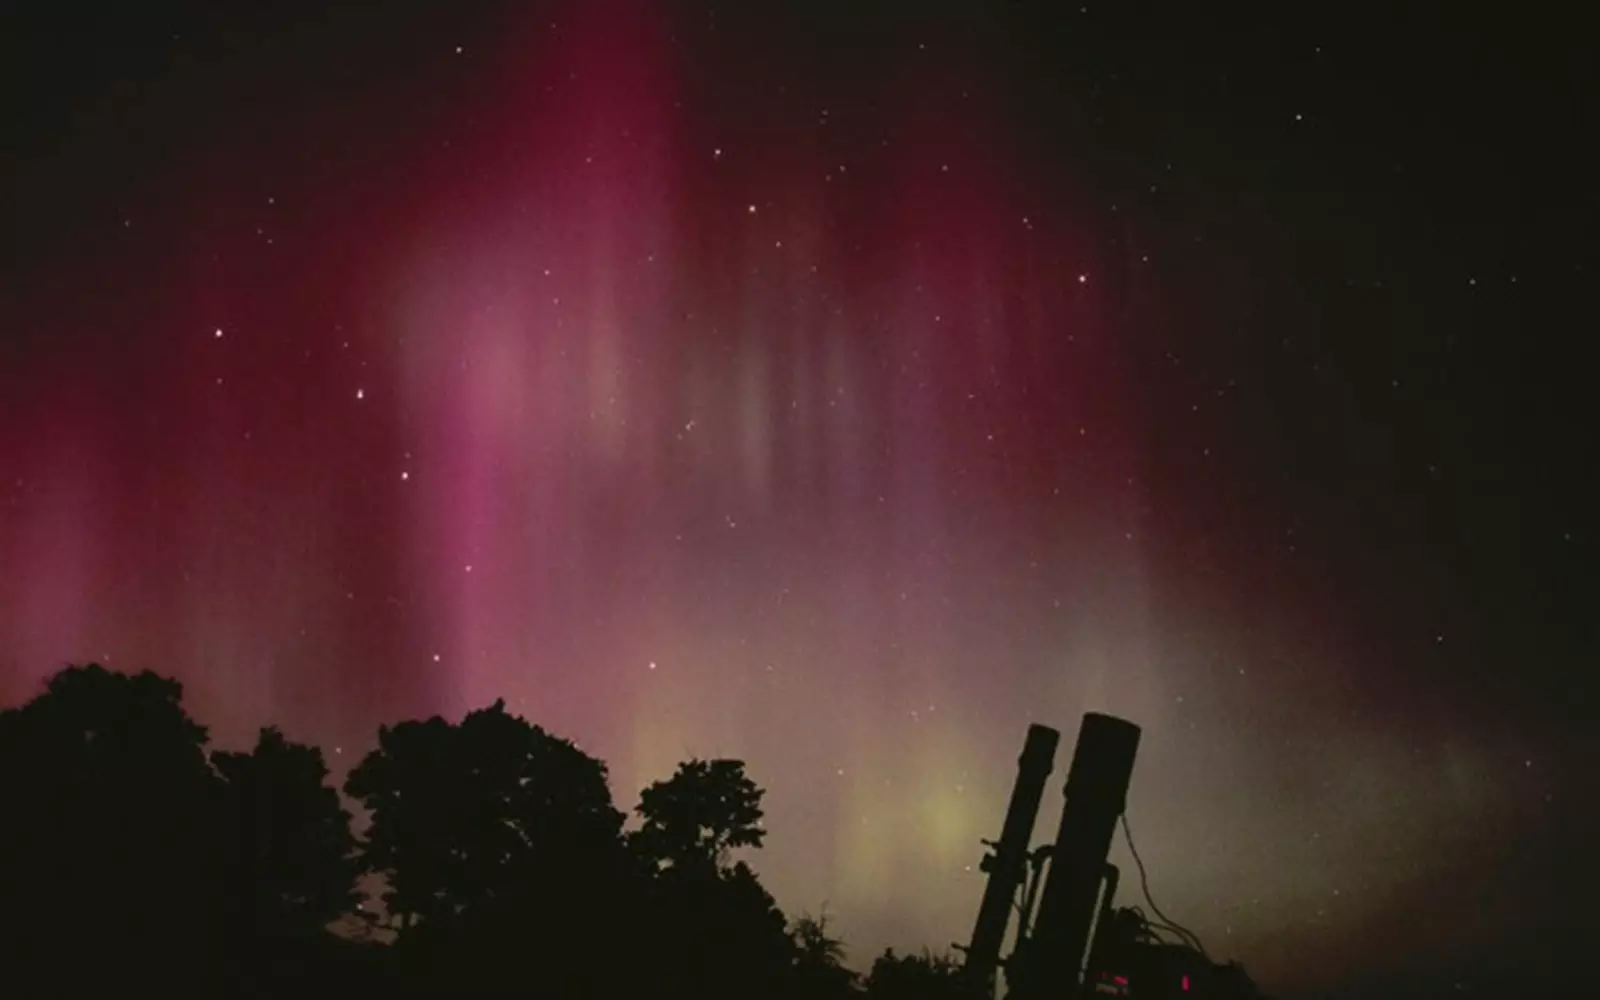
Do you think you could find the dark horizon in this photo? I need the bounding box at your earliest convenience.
[2,3,1592,996]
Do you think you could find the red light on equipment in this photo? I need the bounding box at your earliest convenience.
[1182,973,1190,991]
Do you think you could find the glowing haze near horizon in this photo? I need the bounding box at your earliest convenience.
[2,5,1588,995]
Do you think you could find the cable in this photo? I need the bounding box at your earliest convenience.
[1119,812,1211,962]
[1148,920,1202,950]
[1123,907,1165,945]
[1123,905,1193,950]
[1120,815,1207,959]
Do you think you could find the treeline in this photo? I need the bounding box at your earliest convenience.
[0,664,974,1000]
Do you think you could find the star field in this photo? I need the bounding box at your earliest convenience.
[2,4,1593,996]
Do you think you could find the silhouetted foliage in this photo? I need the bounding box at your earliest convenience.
[343,698,625,933]
[213,726,363,937]
[0,665,224,994]
[864,946,973,1000]
[640,858,798,1000]
[610,757,797,998]
[632,756,766,874]
[793,910,850,967]
[7,663,1283,1000]
[790,910,861,999]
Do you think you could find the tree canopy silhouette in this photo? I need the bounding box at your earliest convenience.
[631,756,766,874]
[639,856,796,1000]
[615,757,806,999]
[7,664,1269,1000]
[790,910,861,999]
[864,946,974,1000]
[0,665,224,992]
[343,698,625,931]
[213,725,363,938]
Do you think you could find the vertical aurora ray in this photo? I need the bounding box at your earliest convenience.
[2,4,1588,995]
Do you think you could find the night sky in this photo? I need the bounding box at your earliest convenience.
[2,4,1593,996]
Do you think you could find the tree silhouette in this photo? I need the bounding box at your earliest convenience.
[793,911,849,967]
[620,758,801,999]
[342,714,455,927]
[0,664,224,993]
[631,756,766,874]
[343,699,624,931]
[864,946,974,1000]
[3,665,1149,1000]
[638,857,796,1000]
[790,909,860,999]
[213,726,363,938]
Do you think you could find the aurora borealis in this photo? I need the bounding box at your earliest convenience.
[2,4,1591,996]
